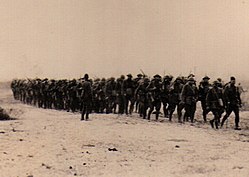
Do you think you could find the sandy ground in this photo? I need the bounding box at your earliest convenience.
[1,84,249,177]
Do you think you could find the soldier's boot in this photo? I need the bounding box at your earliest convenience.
[203,114,207,122]
[215,120,219,129]
[220,117,227,128]
[190,117,194,123]
[209,120,214,128]
[169,114,172,122]
[81,114,84,121]
[147,112,151,120]
[155,112,159,121]
[234,122,241,130]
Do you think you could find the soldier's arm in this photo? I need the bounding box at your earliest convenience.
[223,86,230,104]
[180,85,187,103]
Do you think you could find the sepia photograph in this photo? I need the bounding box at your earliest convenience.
[1,0,249,176]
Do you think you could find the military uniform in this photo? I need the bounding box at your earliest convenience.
[147,75,162,121]
[206,81,224,129]
[123,74,136,115]
[81,74,93,121]
[221,77,242,130]
[181,78,198,123]
[168,77,183,122]
[198,76,211,122]
[135,78,150,119]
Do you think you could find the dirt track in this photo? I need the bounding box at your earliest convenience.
[1,84,249,177]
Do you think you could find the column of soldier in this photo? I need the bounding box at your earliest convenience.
[10,73,242,130]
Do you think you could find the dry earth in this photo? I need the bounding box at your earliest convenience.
[1,83,249,177]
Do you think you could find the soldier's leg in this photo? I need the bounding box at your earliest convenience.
[85,103,91,120]
[177,103,184,122]
[155,101,161,121]
[168,103,176,121]
[201,101,207,122]
[129,97,135,115]
[220,106,233,127]
[162,99,169,118]
[81,103,86,120]
[233,106,240,129]
[124,96,129,115]
[210,110,219,129]
[214,111,220,129]
[190,103,196,123]
[184,104,191,122]
[147,102,154,120]
[139,102,144,118]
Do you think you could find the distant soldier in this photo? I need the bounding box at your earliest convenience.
[68,79,78,112]
[134,74,144,113]
[116,75,125,114]
[220,77,242,130]
[147,74,163,121]
[161,75,173,118]
[105,77,117,114]
[123,74,136,115]
[206,81,224,129]
[181,77,198,123]
[135,77,150,119]
[81,74,93,121]
[198,76,211,122]
[168,77,184,122]
[217,78,224,88]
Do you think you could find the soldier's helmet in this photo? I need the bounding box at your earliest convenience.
[110,77,115,81]
[202,76,210,80]
[120,75,125,80]
[84,74,89,80]
[143,77,150,83]
[153,74,162,80]
[137,74,143,78]
[127,74,133,78]
[213,80,220,86]
[230,76,236,81]
[175,77,182,82]
[188,77,196,82]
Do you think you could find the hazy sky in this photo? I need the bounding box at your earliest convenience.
[1,0,249,81]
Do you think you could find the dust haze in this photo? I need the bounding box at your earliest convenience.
[1,0,249,82]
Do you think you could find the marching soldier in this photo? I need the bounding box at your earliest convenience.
[198,76,211,122]
[80,74,93,121]
[206,81,224,129]
[123,74,136,115]
[135,77,150,119]
[147,75,163,121]
[168,77,184,122]
[181,77,198,123]
[220,77,242,130]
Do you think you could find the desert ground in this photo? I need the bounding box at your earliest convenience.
[1,82,249,177]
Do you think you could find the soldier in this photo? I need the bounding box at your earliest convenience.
[198,76,211,122]
[68,79,78,112]
[217,78,224,88]
[81,74,93,121]
[105,77,117,114]
[98,78,107,113]
[123,74,136,115]
[206,81,224,129]
[135,77,150,119]
[134,74,143,113]
[168,77,184,122]
[147,74,163,121]
[116,75,125,114]
[220,77,242,130]
[181,77,198,123]
[161,75,172,118]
